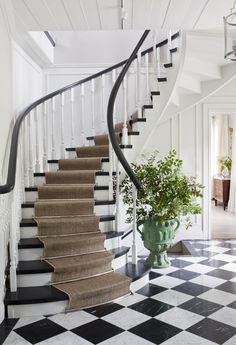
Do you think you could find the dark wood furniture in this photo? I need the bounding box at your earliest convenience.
[213,177,231,210]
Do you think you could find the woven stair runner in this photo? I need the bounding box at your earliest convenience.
[33,123,132,311]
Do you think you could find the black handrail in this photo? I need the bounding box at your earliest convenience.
[0,32,179,195]
[107,30,150,190]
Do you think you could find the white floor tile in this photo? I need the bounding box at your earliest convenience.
[37,331,93,345]
[48,310,97,330]
[151,266,179,275]
[225,240,236,244]
[211,254,236,262]
[116,293,147,307]
[204,246,230,253]
[184,264,215,274]
[155,307,204,329]
[151,289,193,306]
[220,263,236,273]
[223,335,236,345]
[99,331,155,345]
[199,289,236,306]
[102,308,150,330]
[189,275,226,288]
[177,256,206,263]
[209,307,236,328]
[150,275,184,288]
[13,316,45,330]
[230,277,236,283]
[160,330,217,345]
[3,331,31,345]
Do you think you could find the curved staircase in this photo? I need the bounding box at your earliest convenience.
[3,31,181,317]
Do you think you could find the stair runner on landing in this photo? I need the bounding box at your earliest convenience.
[33,122,133,311]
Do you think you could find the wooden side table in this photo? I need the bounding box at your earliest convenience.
[213,177,231,210]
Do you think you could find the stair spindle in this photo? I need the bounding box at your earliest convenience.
[145,53,150,104]
[51,98,56,159]
[157,46,161,79]
[132,184,138,264]
[9,193,17,292]
[101,74,106,132]
[115,158,120,238]
[136,49,142,118]
[91,79,95,136]
[167,29,172,63]
[27,112,34,186]
[42,102,48,172]
[112,69,117,124]
[80,84,85,146]
[60,93,65,158]
[34,107,40,173]
[23,120,29,188]
[108,142,113,202]
[122,75,128,145]
[70,88,75,147]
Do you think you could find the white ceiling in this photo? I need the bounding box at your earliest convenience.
[11,0,235,32]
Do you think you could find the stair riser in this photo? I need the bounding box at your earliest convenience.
[22,204,115,218]
[18,237,119,261]
[34,175,111,186]
[7,301,67,318]
[48,161,110,171]
[20,220,114,239]
[25,189,109,202]
[17,253,125,288]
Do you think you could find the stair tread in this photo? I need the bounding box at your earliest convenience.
[157,77,167,82]
[66,145,132,151]
[164,62,173,68]
[22,199,115,208]
[48,158,109,164]
[20,215,115,227]
[170,47,178,53]
[18,232,124,249]
[116,260,151,281]
[25,185,109,192]
[34,171,118,177]
[86,132,140,140]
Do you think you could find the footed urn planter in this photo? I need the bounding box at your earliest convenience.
[138,219,180,268]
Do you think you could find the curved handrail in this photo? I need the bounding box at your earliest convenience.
[107,30,150,190]
[0,32,179,195]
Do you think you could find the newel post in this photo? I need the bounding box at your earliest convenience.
[132,183,138,264]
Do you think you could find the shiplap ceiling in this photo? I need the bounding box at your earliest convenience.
[11,0,235,31]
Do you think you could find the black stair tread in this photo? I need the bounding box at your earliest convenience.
[34,171,118,177]
[151,91,160,96]
[130,117,146,123]
[25,185,109,192]
[5,286,68,305]
[170,47,178,53]
[20,215,115,227]
[86,132,140,140]
[18,231,124,249]
[21,199,115,208]
[117,259,151,282]
[66,143,132,152]
[109,246,130,258]
[142,105,153,109]
[48,158,109,164]
[157,77,167,82]
[164,63,173,68]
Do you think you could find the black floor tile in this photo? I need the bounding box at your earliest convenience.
[216,281,236,294]
[187,318,236,344]
[173,282,210,296]
[228,300,236,309]
[179,297,223,316]
[128,298,173,317]
[170,259,193,268]
[168,269,200,281]
[224,249,236,256]
[200,259,228,268]
[129,318,181,345]
[85,302,124,317]
[191,243,211,249]
[197,250,218,257]
[14,319,66,344]
[149,271,162,280]
[72,319,123,344]
[207,269,236,280]
[0,318,19,344]
[136,283,166,297]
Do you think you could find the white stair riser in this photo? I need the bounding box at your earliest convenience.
[25,189,109,202]
[19,237,120,261]
[7,301,67,318]
[34,175,111,187]
[20,220,114,239]
[48,161,110,171]
[22,204,115,218]
[17,251,125,288]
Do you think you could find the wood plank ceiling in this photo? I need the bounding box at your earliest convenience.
[12,0,235,31]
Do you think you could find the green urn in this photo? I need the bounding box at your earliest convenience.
[138,219,180,268]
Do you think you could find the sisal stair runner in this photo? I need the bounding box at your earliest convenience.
[34,123,132,311]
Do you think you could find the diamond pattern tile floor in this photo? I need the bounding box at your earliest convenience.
[1,240,236,345]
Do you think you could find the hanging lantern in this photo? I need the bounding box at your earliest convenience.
[224,0,236,61]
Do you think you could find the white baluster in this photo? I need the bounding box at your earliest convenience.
[152,30,157,76]
[51,97,56,159]
[28,112,34,186]
[136,49,142,118]
[101,74,106,132]
[108,142,113,202]
[60,93,65,158]
[70,88,75,147]
[80,84,85,145]
[145,53,150,104]
[9,193,17,292]
[42,102,48,171]
[122,75,128,145]
[132,183,138,264]
[23,119,29,187]
[112,69,117,125]
[167,29,172,62]
[91,79,95,136]
[115,157,120,241]
[157,46,161,79]
[34,107,40,172]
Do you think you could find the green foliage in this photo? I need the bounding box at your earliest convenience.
[120,150,204,229]
[219,156,232,172]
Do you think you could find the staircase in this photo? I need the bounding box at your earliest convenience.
[1,31,181,317]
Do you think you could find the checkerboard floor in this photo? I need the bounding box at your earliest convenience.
[1,240,236,344]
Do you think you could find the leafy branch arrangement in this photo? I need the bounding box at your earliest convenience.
[120,150,204,229]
